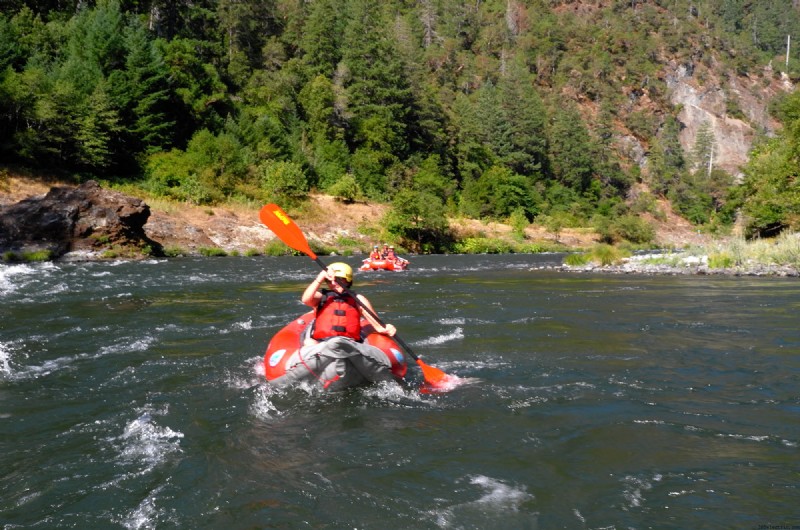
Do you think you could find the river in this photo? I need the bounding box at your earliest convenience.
[2,254,798,529]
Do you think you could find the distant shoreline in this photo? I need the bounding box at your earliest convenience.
[556,263,800,277]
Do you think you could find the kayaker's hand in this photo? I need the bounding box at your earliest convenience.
[382,324,396,337]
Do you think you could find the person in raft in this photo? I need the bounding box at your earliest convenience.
[381,243,390,258]
[386,245,409,266]
[369,245,382,261]
[292,262,399,388]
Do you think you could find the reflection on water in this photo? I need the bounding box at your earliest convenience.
[2,255,798,528]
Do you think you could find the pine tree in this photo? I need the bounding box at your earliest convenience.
[548,103,594,192]
[113,21,175,156]
[298,0,341,79]
[75,80,122,169]
[691,120,716,176]
[450,91,496,186]
[496,57,548,178]
[341,0,412,156]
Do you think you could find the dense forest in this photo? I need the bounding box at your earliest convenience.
[2,0,800,251]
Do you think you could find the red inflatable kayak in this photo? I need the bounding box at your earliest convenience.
[264,310,408,390]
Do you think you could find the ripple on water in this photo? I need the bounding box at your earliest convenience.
[415,327,464,346]
[430,475,536,529]
[3,255,799,529]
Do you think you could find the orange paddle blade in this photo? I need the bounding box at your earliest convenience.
[259,204,317,259]
[416,359,456,388]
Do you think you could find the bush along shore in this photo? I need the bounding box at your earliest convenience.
[555,234,800,277]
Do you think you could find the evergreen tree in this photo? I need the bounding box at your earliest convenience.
[75,80,122,169]
[110,20,175,160]
[159,37,230,139]
[298,0,341,79]
[592,100,631,196]
[496,57,549,178]
[217,0,281,87]
[734,91,800,236]
[341,0,413,157]
[691,120,716,176]
[298,74,349,189]
[449,91,496,187]
[0,15,19,71]
[647,115,686,196]
[548,103,594,192]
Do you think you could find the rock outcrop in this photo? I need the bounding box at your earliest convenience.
[0,180,161,260]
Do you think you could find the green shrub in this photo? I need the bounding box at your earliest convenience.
[708,252,734,268]
[327,174,362,203]
[26,250,53,262]
[607,215,656,244]
[509,207,530,238]
[263,241,291,256]
[453,237,512,254]
[2,250,54,263]
[513,242,545,253]
[198,246,227,257]
[144,149,220,205]
[770,233,800,267]
[588,243,628,266]
[163,245,186,257]
[336,235,360,247]
[564,252,590,266]
[260,160,309,205]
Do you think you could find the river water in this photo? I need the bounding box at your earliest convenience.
[1,254,798,529]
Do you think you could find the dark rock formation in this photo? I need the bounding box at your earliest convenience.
[0,180,162,260]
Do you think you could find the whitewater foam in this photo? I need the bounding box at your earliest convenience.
[415,327,463,346]
[117,408,184,470]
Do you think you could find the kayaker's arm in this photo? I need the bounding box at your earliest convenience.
[301,269,330,307]
[356,294,396,337]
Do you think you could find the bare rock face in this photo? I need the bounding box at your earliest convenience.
[0,180,161,260]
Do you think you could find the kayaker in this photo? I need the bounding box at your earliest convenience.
[297,262,400,387]
[301,262,396,344]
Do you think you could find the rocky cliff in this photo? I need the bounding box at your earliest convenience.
[665,62,790,178]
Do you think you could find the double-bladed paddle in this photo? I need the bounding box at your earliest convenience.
[259,203,455,389]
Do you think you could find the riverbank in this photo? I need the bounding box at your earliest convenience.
[558,259,800,277]
[4,172,798,277]
[556,236,800,277]
[0,172,706,255]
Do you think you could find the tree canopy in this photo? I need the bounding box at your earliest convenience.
[2,0,799,248]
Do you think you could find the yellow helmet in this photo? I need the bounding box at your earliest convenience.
[328,262,353,283]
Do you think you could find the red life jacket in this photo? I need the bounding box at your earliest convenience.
[311,290,362,341]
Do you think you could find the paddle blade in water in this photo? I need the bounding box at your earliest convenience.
[259,203,317,260]
[416,359,459,390]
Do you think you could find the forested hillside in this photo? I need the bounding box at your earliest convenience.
[2,0,800,251]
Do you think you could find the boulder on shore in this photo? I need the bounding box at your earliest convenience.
[0,180,161,260]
